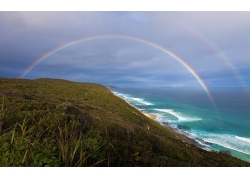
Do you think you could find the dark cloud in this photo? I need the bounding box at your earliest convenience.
[0,12,249,88]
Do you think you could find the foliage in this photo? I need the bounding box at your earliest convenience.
[0,77,249,167]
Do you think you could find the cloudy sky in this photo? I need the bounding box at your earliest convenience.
[0,10,250,88]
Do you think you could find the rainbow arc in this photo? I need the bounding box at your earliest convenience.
[20,35,217,109]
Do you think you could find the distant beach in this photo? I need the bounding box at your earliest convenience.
[143,113,158,120]
[111,88,250,163]
[111,90,213,150]
[112,90,198,146]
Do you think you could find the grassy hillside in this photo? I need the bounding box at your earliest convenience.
[0,78,249,167]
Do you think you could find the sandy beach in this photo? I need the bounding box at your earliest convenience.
[113,92,198,146]
[143,113,158,120]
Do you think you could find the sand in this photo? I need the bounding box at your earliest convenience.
[112,92,198,146]
[143,113,158,120]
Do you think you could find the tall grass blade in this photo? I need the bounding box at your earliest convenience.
[22,149,28,164]
[11,126,16,145]
[70,138,81,166]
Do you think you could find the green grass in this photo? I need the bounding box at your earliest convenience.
[0,77,249,166]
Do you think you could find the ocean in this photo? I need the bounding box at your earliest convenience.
[111,87,250,163]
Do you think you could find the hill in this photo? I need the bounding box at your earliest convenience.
[0,78,249,166]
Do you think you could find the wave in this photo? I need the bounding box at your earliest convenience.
[112,91,153,106]
[198,133,250,156]
[170,128,250,156]
[182,132,211,148]
[235,136,250,143]
[160,121,211,148]
[154,108,202,122]
[112,91,129,99]
[130,97,153,105]
[158,109,250,157]
[113,91,250,159]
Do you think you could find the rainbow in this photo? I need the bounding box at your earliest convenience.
[162,17,249,90]
[184,26,249,89]
[20,34,217,108]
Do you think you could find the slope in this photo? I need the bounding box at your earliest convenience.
[0,78,249,166]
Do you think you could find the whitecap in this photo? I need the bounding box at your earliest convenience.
[198,133,250,156]
[131,97,153,106]
[112,91,131,100]
[235,136,250,143]
[112,91,153,106]
[154,108,202,122]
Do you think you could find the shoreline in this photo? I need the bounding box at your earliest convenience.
[143,112,200,146]
[112,91,201,147]
[111,90,250,163]
[161,122,203,147]
[143,113,158,120]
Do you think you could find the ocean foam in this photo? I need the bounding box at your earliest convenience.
[112,92,131,100]
[160,120,210,148]
[235,136,250,143]
[131,97,153,106]
[154,108,202,122]
[112,89,250,162]
[198,133,250,156]
[180,131,211,148]
[112,91,153,106]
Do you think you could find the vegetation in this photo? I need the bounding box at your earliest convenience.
[0,77,249,167]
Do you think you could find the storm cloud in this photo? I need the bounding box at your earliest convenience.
[0,11,250,88]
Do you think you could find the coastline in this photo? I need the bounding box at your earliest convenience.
[143,112,199,146]
[111,91,203,149]
[161,122,202,147]
[143,113,158,120]
[111,90,250,163]
[112,91,201,147]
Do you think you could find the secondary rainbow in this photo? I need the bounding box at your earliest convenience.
[185,26,249,89]
[20,34,217,108]
[164,18,249,90]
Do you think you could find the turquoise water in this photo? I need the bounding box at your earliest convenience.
[111,87,250,163]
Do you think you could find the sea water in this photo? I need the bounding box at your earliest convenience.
[111,87,250,163]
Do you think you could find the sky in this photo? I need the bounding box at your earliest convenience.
[0,8,250,88]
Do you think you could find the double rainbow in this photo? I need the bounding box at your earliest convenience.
[19,34,217,108]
